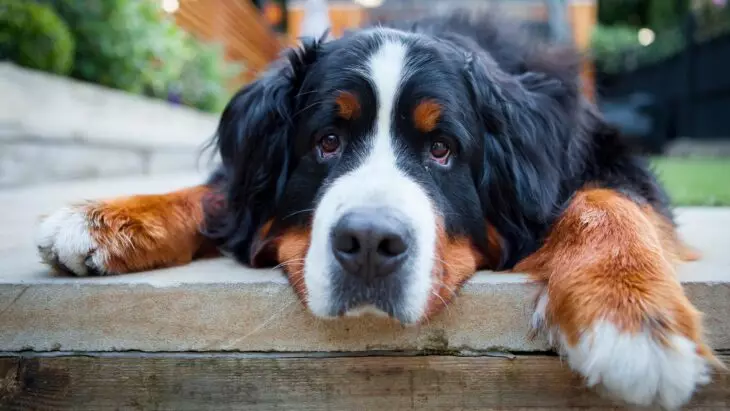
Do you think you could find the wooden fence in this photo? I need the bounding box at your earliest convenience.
[174,0,283,86]
[598,30,730,149]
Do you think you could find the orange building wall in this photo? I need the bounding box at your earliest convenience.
[287,5,365,43]
[569,2,598,101]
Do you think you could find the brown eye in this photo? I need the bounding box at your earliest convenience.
[429,140,451,164]
[318,133,341,155]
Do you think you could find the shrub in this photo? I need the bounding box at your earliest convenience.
[0,0,74,75]
[39,0,186,94]
[591,24,687,74]
[176,37,242,113]
[590,25,641,73]
[135,1,191,101]
[39,0,240,113]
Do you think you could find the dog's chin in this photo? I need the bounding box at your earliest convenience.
[302,284,430,326]
[305,301,425,325]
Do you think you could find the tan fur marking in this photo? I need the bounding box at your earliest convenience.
[335,91,361,120]
[249,219,277,267]
[643,206,702,263]
[423,221,486,320]
[514,188,719,367]
[276,227,311,304]
[86,185,215,273]
[485,224,503,269]
[413,99,442,132]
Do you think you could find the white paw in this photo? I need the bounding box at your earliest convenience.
[568,321,710,410]
[35,206,109,276]
[533,291,711,410]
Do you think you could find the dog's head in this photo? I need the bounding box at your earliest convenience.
[206,23,583,324]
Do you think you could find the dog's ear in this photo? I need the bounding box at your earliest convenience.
[465,48,581,267]
[204,37,321,265]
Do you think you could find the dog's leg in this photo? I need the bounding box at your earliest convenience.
[515,188,723,410]
[35,185,219,276]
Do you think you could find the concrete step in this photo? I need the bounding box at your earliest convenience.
[0,63,220,187]
[2,174,730,410]
[1,173,729,354]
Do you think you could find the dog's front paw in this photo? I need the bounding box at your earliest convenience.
[565,319,711,409]
[533,289,720,410]
[35,204,111,276]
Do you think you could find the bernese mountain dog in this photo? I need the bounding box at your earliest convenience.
[35,12,722,409]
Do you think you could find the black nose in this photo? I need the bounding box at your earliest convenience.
[331,208,412,280]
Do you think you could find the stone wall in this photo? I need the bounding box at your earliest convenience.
[0,63,220,187]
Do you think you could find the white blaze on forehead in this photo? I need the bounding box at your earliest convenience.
[303,36,438,323]
[369,39,408,150]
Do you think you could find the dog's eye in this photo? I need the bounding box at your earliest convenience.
[429,140,451,164]
[318,133,341,157]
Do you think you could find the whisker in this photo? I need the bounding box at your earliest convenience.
[435,277,458,297]
[284,275,307,295]
[434,257,460,275]
[272,259,306,271]
[431,290,453,318]
[283,208,316,220]
[293,99,326,118]
[421,310,431,327]
[227,298,299,344]
[212,271,309,349]
[294,89,321,99]
[288,274,305,287]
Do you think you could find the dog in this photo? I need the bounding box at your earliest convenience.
[35,12,722,409]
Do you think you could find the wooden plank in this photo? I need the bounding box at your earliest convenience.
[0,353,728,410]
[0,358,20,405]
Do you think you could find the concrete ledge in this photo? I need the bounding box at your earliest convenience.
[1,174,729,353]
[0,63,219,186]
[2,260,730,353]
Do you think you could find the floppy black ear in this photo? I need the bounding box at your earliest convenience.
[204,38,321,265]
[465,49,581,267]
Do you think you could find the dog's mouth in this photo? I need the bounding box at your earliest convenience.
[283,251,472,326]
[309,266,428,324]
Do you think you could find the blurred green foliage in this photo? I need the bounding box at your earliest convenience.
[39,0,168,94]
[592,0,730,73]
[590,25,640,73]
[647,0,690,30]
[0,0,240,113]
[0,0,74,75]
[597,0,689,30]
[178,38,242,113]
[41,0,241,112]
[590,24,685,73]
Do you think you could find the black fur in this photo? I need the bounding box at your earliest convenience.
[203,35,324,263]
[203,11,673,271]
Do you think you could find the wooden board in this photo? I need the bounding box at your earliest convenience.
[0,353,728,410]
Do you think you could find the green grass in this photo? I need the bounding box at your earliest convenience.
[651,157,730,206]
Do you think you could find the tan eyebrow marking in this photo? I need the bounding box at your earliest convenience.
[413,99,442,132]
[335,91,361,120]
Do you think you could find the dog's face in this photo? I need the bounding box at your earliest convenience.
[209,27,577,324]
